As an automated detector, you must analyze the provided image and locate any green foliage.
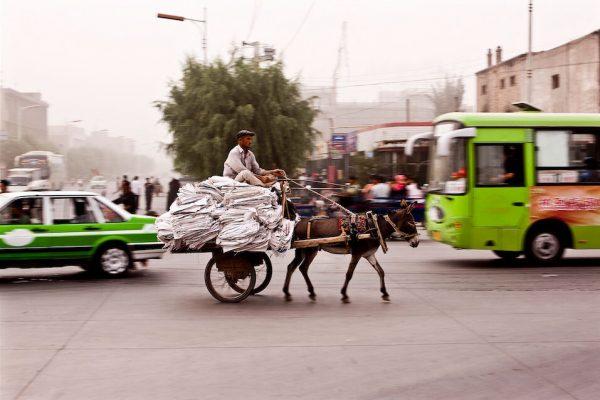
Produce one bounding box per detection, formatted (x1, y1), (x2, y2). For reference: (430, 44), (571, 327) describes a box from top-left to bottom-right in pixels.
(348, 152), (379, 184)
(156, 58), (317, 179)
(429, 77), (465, 116)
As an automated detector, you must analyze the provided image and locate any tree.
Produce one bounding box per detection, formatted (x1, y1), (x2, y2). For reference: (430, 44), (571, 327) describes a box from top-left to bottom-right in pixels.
(429, 77), (465, 116)
(156, 58), (317, 179)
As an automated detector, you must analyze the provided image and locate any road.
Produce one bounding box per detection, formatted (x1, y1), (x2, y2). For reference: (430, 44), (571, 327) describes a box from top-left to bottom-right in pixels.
(2, 237), (600, 399)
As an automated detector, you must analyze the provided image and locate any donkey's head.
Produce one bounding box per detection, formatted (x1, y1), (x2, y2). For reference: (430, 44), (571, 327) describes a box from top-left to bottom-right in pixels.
(388, 200), (419, 248)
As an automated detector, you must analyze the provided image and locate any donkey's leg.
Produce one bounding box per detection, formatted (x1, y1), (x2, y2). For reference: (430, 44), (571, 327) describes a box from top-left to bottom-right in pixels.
(341, 254), (361, 302)
(298, 248), (319, 299)
(366, 254), (389, 300)
(283, 250), (304, 300)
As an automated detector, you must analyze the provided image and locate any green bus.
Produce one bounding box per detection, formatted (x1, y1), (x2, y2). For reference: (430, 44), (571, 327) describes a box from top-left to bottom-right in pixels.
(406, 112), (600, 263)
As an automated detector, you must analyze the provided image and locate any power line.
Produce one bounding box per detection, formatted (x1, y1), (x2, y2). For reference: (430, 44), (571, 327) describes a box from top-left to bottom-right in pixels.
(282, 0), (316, 53)
(300, 60), (600, 92)
(246, 0), (261, 40)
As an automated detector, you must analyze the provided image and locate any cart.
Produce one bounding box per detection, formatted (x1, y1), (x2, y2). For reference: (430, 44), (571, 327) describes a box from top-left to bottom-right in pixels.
(175, 232), (374, 303)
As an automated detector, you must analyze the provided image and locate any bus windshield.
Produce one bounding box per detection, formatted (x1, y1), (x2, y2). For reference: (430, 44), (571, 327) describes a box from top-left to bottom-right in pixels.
(429, 134), (467, 194)
(7, 176), (31, 186)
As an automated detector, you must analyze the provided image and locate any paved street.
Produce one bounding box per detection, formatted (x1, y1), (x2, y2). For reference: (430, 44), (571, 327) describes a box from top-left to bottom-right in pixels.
(2, 236), (600, 400)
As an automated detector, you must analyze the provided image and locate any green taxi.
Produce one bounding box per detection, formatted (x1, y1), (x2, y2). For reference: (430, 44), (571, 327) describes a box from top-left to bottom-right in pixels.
(0, 191), (164, 277)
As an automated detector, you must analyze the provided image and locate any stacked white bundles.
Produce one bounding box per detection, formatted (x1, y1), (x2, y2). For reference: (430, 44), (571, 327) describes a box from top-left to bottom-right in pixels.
(156, 176), (297, 252)
(216, 208), (261, 252)
(269, 218), (296, 253)
(156, 212), (174, 243)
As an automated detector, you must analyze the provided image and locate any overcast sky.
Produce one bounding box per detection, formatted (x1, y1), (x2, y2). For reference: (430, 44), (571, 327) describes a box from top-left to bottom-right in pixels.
(1, 0), (599, 147)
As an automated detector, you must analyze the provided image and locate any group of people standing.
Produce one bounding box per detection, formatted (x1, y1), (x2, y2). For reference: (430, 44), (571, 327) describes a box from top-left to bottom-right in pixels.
(360, 174), (423, 200)
(113, 175), (181, 215)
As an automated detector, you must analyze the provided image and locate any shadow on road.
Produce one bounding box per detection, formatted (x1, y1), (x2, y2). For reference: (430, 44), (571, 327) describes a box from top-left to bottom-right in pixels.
(434, 257), (600, 270)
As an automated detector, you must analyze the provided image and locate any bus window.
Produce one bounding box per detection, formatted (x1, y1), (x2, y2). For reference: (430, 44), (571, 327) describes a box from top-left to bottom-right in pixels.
(536, 130), (600, 184)
(476, 144), (524, 187)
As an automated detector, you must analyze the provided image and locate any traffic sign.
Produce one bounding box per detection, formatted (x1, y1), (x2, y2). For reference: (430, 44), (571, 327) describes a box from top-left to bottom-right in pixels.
(0, 131), (8, 141)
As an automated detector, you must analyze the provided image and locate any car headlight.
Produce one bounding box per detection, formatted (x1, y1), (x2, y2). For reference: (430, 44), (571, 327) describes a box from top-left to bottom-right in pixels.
(428, 206), (444, 222)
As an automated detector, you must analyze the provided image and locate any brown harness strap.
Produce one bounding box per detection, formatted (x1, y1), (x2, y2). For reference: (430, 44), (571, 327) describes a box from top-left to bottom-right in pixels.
(307, 221), (312, 239)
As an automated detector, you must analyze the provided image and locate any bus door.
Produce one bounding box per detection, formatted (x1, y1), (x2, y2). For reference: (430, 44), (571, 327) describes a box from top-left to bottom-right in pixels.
(471, 142), (529, 250)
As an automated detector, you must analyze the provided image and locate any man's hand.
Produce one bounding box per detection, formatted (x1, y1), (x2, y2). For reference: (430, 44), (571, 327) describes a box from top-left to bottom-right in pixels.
(271, 169), (286, 177)
(258, 175), (276, 185)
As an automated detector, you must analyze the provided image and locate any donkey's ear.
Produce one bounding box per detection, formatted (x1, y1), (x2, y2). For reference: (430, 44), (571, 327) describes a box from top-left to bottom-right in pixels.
(400, 199), (408, 208)
(407, 201), (416, 212)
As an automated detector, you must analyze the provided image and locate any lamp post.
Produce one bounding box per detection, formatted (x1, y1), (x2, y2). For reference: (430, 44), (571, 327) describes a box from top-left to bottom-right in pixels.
(17, 104), (43, 141)
(157, 9), (208, 64)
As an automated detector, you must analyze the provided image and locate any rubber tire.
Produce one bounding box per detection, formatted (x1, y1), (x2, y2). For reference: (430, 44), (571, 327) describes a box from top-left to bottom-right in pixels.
(525, 229), (565, 264)
(92, 243), (131, 278)
(204, 257), (256, 303)
(492, 250), (522, 260)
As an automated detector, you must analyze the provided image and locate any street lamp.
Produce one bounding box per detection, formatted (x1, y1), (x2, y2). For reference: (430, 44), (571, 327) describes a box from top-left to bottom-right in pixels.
(157, 10), (208, 64)
(17, 104), (43, 141)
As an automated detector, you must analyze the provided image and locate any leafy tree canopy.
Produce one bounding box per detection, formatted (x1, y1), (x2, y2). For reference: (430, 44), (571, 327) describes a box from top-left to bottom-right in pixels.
(157, 58), (317, 179)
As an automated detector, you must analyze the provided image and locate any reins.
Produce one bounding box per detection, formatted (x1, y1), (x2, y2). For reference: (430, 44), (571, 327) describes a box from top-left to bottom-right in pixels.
(283, 178), (419, 242)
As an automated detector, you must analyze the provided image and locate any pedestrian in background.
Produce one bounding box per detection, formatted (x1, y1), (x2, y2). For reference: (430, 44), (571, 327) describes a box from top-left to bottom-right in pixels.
(370, 176), (391, 199)
(390, 174), (407, 199)
(144, 178), (154, 211)
(131, 176), (142, 210)
(167, 177), (181, 210)
(113, 180), (137, 214)
(1, 179), (9, 193)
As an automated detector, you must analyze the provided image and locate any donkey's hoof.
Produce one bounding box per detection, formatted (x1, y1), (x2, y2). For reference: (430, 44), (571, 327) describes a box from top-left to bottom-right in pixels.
(382, 294), (390, 301)
(341, 296), (351, 304)
(308, 293), (317, 301)
(284, 293), (292, 302)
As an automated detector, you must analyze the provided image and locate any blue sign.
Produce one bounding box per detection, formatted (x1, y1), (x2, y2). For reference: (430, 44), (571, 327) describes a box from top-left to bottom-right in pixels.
(331, 134), (347, 151)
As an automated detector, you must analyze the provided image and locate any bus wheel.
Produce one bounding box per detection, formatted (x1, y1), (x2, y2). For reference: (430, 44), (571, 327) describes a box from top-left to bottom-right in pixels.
(492, 250), (521, 260)
(525, 230), (564, 264)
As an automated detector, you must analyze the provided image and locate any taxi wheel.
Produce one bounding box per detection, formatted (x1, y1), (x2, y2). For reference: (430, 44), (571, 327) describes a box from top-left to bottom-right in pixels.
(93, 243), (132, 277)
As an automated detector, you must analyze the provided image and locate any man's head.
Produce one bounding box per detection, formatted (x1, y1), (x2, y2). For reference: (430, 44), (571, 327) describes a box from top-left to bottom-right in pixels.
(236, 130), (255, 150)
(123, 175), (128, 180)
(0, 179), (9, 193)
(133, 176), (138, 181)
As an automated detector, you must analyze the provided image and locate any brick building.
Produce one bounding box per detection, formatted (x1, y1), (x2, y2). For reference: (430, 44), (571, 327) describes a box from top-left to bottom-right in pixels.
(476, 30), (600, 113)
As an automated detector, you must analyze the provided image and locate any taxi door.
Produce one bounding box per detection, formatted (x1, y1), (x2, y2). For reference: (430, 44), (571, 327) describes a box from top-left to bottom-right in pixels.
(44, 196), (100, 260)
(0, 196), (50, 262)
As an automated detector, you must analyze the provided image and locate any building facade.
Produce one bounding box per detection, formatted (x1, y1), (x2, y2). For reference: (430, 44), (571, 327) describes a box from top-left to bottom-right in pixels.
(302, 86), (435, 162)
(48, 125), (87, 153)
(476, 30), (600, 113)
(0, 87), (49, 140)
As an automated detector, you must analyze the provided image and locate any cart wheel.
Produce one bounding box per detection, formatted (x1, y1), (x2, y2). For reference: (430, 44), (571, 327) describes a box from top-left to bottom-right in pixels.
(252, 254), (273, 294)
(204, 257), (256, 303)
(227, 254), (273, 295)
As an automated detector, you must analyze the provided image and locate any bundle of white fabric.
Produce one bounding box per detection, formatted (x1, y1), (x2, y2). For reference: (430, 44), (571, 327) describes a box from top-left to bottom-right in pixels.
(156, 177), (297, 253)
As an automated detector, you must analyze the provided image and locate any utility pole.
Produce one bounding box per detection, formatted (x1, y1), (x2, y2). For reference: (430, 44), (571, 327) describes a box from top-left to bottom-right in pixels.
(526, 0), (533, 103)
(241, 41), (276, 64)
(331, 21), (347, 182)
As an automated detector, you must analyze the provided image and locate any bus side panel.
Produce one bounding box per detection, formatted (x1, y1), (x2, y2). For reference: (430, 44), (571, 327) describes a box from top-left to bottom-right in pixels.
(530, 185), (600, 249)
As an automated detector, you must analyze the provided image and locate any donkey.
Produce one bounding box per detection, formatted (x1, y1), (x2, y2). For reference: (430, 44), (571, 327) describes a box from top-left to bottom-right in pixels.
(283, 202), (419, 302)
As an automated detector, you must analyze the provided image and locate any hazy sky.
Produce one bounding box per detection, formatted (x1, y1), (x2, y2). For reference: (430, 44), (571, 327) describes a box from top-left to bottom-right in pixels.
(1, 0), (599, 148)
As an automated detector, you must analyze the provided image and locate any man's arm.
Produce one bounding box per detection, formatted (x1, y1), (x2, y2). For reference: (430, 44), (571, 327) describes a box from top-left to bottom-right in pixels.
(249, 152), (285, 177)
